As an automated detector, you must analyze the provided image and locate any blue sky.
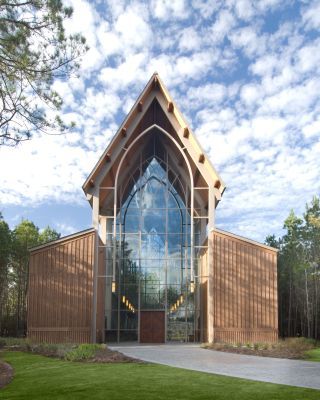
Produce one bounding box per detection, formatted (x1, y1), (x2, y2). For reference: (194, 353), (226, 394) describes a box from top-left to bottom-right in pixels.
(0, 0), (319, 242)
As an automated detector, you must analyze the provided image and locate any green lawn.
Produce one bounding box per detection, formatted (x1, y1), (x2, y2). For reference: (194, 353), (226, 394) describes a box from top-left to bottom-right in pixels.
(1, 352), (319, 400)
(305, 348), (320, 362)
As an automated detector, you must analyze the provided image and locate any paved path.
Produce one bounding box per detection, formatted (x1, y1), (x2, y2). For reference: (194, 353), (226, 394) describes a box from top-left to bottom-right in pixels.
(109, 344), (320, 390)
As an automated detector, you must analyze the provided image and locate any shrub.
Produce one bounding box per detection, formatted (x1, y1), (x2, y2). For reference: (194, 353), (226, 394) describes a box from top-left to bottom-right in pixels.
(30, 343), (62, 356)
(64, 344), (102, 362)
(0, 337), (30, 350)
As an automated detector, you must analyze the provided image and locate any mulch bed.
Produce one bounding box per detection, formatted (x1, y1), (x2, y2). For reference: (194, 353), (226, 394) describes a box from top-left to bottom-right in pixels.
(91, 348), (143, 363)
(203, 345), (310, 359)
(1, 345), (141, 364)
(0, 360), (13, 389)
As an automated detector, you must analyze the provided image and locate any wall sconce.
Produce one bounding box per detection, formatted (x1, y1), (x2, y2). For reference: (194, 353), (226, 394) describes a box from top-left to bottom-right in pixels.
(112, 281), (116, 293)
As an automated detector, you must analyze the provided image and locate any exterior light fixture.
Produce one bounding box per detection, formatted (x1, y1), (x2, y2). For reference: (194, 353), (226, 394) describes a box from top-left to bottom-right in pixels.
(122, 296), (125, 303)
(112, 281), (116, 293)
(180, 294), (183, 303)
(177, 300), (180, 306)
(190, 281), (195, 293)
(126, 299), (129, 306)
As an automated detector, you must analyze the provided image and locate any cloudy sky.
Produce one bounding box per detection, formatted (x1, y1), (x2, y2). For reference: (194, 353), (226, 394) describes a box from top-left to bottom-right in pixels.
(0, 0), (319, 242)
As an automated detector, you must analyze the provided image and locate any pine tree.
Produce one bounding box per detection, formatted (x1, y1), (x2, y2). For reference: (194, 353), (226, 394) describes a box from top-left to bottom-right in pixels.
(0, 0), (87, 145)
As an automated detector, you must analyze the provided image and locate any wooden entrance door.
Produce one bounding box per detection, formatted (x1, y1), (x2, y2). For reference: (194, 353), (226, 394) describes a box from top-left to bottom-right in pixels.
(140, 311), (165, 343)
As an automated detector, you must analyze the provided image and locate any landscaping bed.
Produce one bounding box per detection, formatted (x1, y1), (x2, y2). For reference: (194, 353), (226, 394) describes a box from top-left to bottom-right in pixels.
(0, 337), (138, 364)
(203, 337), (320, 360)
(0, 360), (13, 389)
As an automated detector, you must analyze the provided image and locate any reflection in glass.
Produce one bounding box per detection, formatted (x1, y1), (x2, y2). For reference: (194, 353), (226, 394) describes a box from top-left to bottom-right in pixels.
(108, 156), (198, 342)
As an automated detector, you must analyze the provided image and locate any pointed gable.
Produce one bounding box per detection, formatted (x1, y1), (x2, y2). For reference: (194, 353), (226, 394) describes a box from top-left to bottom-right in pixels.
(82, 73), (226, 209)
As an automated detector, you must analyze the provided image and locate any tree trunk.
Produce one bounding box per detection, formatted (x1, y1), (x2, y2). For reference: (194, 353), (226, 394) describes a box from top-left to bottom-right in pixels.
(305, 269), (311, 338)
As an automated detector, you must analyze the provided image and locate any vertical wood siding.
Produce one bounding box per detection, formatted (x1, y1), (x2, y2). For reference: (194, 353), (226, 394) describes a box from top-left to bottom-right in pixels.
(199, 244), (208, 342)
(96, 245), (106, 343)
(211, 230), (278, 343)
(27, 230), (95, 343)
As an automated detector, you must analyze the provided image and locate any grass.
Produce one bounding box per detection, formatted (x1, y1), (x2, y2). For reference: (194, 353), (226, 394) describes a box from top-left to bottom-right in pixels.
(1, 352), (320, 400)
(0, 337), (104, 361)
(305, 348), (320, 362)
(202, 337), (320, 360)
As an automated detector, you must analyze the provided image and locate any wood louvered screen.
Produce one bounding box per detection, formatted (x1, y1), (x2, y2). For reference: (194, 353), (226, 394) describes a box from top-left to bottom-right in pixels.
(27, 230), (96, 343)
(210, 230), (278, 343)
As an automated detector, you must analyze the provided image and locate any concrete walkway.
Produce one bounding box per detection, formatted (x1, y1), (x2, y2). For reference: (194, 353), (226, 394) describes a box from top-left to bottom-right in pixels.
(109, 344), (320, 390)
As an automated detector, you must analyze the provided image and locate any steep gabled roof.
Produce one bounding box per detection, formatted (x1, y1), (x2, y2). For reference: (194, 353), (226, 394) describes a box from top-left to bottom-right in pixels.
(82, 73), (226, 204)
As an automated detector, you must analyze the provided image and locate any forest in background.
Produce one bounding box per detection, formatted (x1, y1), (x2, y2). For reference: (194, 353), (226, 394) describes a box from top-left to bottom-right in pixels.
(0, 215), (59, 336)
(266, 196), (320, 340)
(0, 196), (319, 340)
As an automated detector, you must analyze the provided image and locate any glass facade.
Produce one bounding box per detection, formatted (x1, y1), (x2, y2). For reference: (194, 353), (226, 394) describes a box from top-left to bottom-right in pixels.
(104, 153), (201, 342)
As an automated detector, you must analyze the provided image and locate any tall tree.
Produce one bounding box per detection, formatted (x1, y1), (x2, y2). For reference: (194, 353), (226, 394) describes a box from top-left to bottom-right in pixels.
(0, 0), (87, 146)
(268, 197), (320, 340)
(303, 197), (320, 339)
(39, 225), (60, 243)
(11, 220), (40, 334)
(281, 210), (304, 337)
(0, 212), (11, 334)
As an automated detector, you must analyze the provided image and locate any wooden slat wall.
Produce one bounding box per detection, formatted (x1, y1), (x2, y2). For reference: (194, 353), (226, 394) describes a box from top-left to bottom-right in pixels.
(211, 230), (278, 343)
(27, 230), (95, 343)
(96, 245), (106, 343)
(198, 244), (208, 343)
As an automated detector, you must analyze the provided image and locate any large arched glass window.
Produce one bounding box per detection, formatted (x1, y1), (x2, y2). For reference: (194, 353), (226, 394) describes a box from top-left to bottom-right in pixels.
(107, 151), (197, 342)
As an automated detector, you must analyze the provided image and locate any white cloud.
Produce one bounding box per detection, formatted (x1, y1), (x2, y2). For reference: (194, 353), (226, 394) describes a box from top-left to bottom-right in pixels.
(233, 0), (256, 20)
(295, 40), (320, 73)
(191, 0), (222, 19)
(0, 135), (96, 205)
(98, 26), (122, 56)
(174, 52), (217, 81)
(229, 26), (266, 57)
(210, 9), (236, 43)
(114, 5), (151, 51)
(1, 0), (320, 244)
(302, 119), (320, 139)
(55, 222), (79, 236)
(52, 80), (75, 106)
(261, 78), (320, 115)
(240, 83), (261, 105)
(64, 0), (100, 47)
(80, 47), (104, 73)
(84, 88), (121, 122)
(250, 54), (279, 77)
(178, 27), (201, 52)
(99, 53), (148, 91)
(302, 1), (320, 31)
(151, 0), (189, 20)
